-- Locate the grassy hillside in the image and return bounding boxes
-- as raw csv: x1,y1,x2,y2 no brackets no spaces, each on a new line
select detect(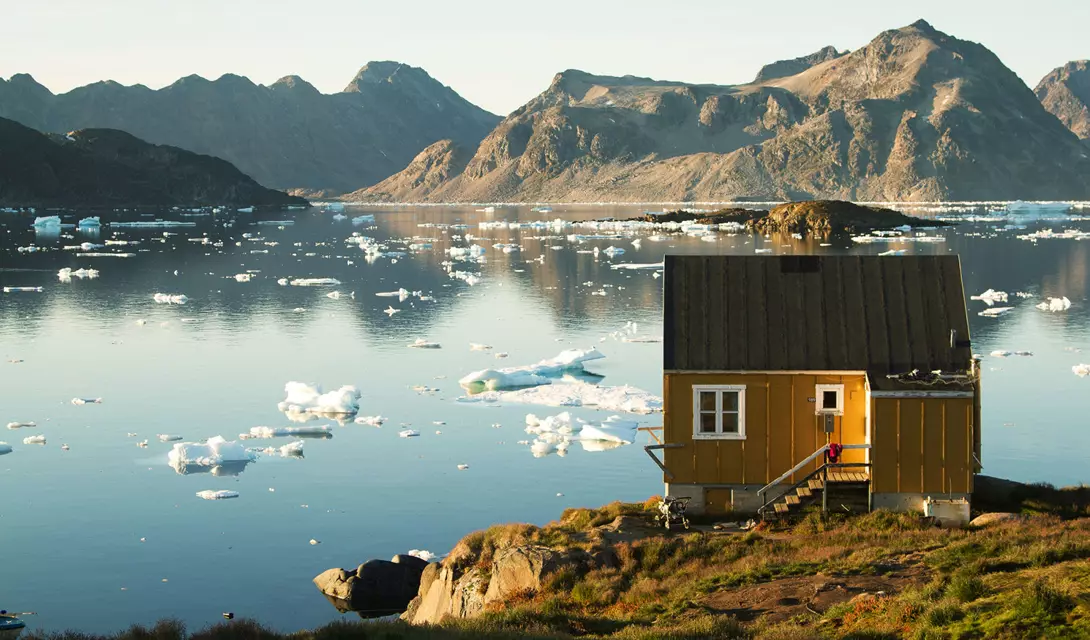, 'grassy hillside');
26,485,1090,640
